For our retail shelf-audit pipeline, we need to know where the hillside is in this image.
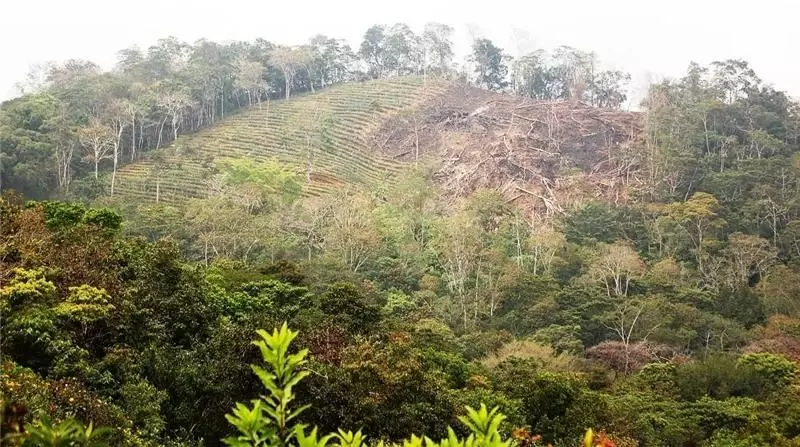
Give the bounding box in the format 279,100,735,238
111,78,640,210
5,29,800,447
111,77,449,203
375,84,641,213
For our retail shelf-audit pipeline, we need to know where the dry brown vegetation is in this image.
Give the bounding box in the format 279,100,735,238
372,84,642,216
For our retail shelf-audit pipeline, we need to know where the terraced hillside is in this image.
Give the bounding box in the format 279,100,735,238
112,77,449,203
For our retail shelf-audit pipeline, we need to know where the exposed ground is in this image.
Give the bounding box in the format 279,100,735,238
371,83,642,215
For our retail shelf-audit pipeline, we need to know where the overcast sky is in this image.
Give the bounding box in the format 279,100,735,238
2,0,799,104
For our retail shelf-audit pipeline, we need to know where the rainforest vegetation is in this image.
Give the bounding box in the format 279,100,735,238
2,21,800,447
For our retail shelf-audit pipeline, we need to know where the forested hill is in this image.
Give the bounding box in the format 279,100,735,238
3,24,800,447
1,27,635,201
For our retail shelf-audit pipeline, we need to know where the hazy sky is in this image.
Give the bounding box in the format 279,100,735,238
2,0,799,103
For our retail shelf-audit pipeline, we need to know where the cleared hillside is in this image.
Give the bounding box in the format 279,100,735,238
112,77,449,203
373,84,642,214
111,77,641,211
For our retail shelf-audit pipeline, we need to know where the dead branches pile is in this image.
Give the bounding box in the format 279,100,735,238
371,85,643,216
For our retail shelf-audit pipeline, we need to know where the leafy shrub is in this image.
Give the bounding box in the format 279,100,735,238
223,324,583,447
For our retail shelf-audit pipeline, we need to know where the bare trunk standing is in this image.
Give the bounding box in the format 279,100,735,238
271,46,308,100
157,116,168,149
172,112,180,141
78,121,114,182
110,116,126,196
55,142,74,193
130,115,136,161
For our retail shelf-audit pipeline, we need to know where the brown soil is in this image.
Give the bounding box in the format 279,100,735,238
370,83,643,216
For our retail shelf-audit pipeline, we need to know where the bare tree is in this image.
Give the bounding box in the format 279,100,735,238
234,58,267,106
47,105,76,192
325,192,381,272
603,300,660,373
156,88,192,147
55,139,76,192
527,226,566,276
270,46,310,100
107,99,131,195
78,120,115,179
589,242,647,297
434,211,484,330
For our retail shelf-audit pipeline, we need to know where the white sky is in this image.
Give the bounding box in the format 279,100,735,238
2,0,799,104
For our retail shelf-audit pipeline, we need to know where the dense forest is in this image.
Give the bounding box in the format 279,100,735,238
2,21,800,447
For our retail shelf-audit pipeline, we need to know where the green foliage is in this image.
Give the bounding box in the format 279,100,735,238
491,359,607,444
18,416,110,447
383,289,417,318
220,159,303,212
34,202,121,233
0,94,64,198
225,325,522,447
224,323,310,446
55,285,115,333
532,325,584,355
456,404,512,447
1,268,56,309
469,39,509,91
672,355,796,401
318,282,380,334
736,353,796,390
5,48,800,447
564,202,624,246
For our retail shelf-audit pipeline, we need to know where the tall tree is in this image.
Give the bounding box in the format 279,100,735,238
308,35,355,87
667,192,727,273
589,70,631,109
0,94,62,196
422,23,454,77
512,50,560,99
155,84,192,145
233,58,267,106
78,119,114,179
270,46,310,99
469,38,509,91
588,242,647,297
550,46,595,103
359,25,389,79
106,98,131,195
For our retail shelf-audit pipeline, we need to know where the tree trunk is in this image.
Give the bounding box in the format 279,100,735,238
130,115,136,161
58,142,73,192
157,116,167,149
111,125,124,196
111,154,117,195
139,122,144,151
172,115,179,141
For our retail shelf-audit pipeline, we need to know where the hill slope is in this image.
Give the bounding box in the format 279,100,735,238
111,78,640,209
373,84,641,213
112,77,449,203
